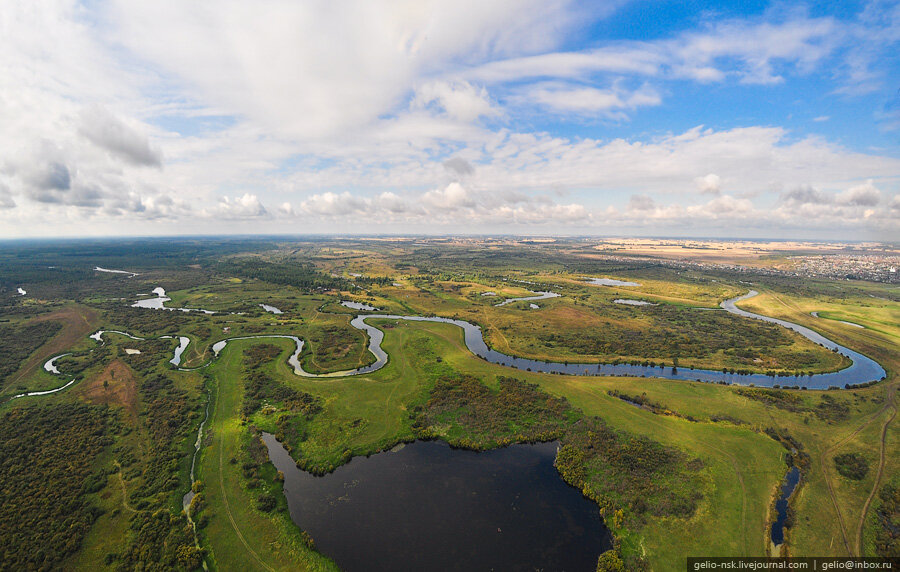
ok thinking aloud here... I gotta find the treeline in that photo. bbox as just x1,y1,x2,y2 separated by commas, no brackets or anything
833,452,869,480
0,321,62,387
557,416,703,525
100,304,194,336
0,403,119,571
874,482,900,557
241,345,321,418
736,388,849,422
411,374,575,448
0,237,277,273
218,259,346,291
538,305,791,362
352,275,393,287
301,324,371,373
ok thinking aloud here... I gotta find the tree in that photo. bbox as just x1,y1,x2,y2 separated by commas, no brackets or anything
596,549,625,571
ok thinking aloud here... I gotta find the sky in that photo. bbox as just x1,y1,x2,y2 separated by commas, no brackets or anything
1,1,899,240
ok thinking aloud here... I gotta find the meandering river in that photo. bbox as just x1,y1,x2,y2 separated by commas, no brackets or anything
18,283,886,405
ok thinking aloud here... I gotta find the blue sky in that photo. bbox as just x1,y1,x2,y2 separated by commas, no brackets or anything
0,0,898,239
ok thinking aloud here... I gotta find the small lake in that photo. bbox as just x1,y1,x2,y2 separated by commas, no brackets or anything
614,299,657,306
495,291,560,307
259,304,283,314
585,277,641,287
132,287,216,314
341,300,379,311
262,436,611,572
167,336,190,366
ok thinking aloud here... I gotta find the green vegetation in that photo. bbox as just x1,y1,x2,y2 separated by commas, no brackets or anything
241,344,321,418
872,482,900,556
218,258,347,291
736,388,850,423
411,374,576,447
0,237,895,570
0,321,62,387
834,452,870,481
0,403,118,570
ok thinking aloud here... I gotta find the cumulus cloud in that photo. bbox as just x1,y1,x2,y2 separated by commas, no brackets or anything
780,185,832,206
423,182,475,210
376,191,409,214
300,192,367,217
837,180,881,206
290,184,591,227
695,173,721,195
212,193,268,218
690,194,754,218
79,106,162,167
26,162,72,193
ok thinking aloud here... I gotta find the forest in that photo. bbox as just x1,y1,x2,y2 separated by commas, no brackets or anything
0,321,62,388
0,403,119,571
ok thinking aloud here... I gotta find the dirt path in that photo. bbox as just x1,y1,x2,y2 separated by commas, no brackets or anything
855,383,896,555
762,290,896,556
817,396,893,555
6,305,99,389
113,461,137,514
214,382,277,572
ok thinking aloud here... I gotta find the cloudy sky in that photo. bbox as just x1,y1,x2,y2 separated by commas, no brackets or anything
1,1,899,240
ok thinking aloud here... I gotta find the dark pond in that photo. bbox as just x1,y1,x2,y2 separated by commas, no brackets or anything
261,435,612,571
771,466,800,545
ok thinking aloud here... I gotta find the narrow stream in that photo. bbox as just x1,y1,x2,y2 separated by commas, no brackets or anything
770,466,800,546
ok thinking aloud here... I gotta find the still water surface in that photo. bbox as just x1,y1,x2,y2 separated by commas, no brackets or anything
262,436,612,571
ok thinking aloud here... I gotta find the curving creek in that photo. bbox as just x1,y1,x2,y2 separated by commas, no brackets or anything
12,279,887,565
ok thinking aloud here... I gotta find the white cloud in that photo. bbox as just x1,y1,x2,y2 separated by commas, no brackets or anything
423,182,475,210
0,1,897,240
838,180,882,206
210,193,268,218
300,192,368,217
465,15,842,88
695,173,721,195
107,0,577,139
411,81,497,122
526,83,661,117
